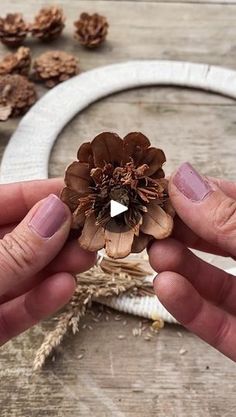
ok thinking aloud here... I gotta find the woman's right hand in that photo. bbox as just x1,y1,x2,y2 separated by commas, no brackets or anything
148,163,236,362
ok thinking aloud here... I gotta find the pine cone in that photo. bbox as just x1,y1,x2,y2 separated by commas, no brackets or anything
0,47,31,76
61,132,175,259
0,13,28,48
30,6,65,41
0,74,37,121
74,13,108,48
33,50,78,88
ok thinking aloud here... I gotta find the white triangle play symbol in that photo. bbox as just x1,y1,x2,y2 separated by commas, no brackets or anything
110,200,128,218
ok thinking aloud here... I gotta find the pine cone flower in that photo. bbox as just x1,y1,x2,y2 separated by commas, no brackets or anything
74,13,108,48
0,13,28,48
33,50,78,88
0,74,37,121
0,47,31,76
61,132,175,259
30,6,65,42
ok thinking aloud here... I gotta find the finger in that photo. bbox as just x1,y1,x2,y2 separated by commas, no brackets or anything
149,238,236,314
0,240,96,303
154,272,236,362
173,216,229,257
0,178,63,225
169,163,236,257
45,239,97,274
165,174,236,255
208,177,236,199
0,194,71,296
0,272,75,346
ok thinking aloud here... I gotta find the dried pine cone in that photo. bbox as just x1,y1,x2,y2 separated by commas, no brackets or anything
61,132,175,259
74,13,108,48
0,47,31,76
0,13,28,47
0,74,37,121
30,6,65,41
33,50,78,88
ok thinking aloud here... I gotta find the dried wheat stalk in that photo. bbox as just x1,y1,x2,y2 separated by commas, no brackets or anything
33,258,154,370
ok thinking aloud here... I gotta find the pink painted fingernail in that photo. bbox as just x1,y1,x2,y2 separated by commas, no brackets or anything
29,194,68,238
173,162,213,202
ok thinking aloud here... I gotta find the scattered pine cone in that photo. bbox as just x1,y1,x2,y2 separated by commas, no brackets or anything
0,47,31,76
0,74,37,121
61,132,175,259
0,13,28,48
74,13,108,48
33,50,78,88
30,6,65,42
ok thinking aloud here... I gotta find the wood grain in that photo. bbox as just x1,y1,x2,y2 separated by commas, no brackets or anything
0,1,236,416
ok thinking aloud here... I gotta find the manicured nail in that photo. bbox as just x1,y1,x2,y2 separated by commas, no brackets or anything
29,194,68,238
173,162,213,202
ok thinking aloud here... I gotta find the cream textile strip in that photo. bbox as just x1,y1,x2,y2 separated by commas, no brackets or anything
1,60,236,323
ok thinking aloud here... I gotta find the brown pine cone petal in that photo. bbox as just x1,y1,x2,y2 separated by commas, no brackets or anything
0,47,31,76
141,147,166,177
123,132,151,164
77,142,93,164
62,132,174,259
30,6,65,41
60,187,80,212
163,199,176,218
79,215,105,252
131,233,152,254
105,224,135,259
151,168,165,179
72,206,86,228
64,161,91,195
141,202,173,239
74,12,108,49
0,14,28,47
91,132,124,168
90,168,103,185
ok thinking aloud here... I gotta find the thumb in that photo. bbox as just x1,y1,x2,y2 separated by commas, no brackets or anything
0,194,71,296
169,163,236,257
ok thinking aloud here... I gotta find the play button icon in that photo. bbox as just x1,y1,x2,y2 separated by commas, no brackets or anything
110,200,128,218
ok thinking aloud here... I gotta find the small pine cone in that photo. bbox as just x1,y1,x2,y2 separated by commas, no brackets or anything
30,6,65,41
0,47,31,76
0,13,28,48
33,50,78,88
0,74,37,121
74,13,108,49
61,132,175,259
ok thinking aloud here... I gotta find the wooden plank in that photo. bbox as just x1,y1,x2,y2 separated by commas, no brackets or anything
1,311,236,417
1,1,236,70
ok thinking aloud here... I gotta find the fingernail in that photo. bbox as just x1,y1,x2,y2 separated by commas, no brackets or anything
29,194,68,238
173,162,213,202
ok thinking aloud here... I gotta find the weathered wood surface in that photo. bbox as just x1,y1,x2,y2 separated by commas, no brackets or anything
0,1,236,417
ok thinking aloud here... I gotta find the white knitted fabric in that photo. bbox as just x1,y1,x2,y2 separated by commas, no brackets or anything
1,60,235,323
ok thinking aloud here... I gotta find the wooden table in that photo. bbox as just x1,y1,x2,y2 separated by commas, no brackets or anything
0,1,236,416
